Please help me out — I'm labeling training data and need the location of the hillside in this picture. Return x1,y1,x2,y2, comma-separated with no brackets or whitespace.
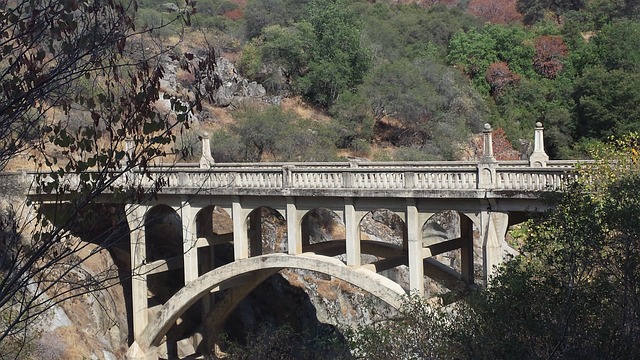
128,0,640,164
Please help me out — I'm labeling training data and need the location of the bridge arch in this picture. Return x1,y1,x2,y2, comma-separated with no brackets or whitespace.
131,254,405,356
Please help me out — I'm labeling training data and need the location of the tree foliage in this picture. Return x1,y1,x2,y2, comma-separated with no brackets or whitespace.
239,0,370,107
533,35,568,78
517,0,587,24
212,105,338,162
467,0,522,24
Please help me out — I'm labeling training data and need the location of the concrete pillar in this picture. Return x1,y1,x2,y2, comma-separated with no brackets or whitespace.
478,123,497,189
232,196,248,260
406,199,424,297
286,197,302,255
199,132,215,169
529,122,549,167
181,201,198,283
481,211,509,284
344,198,360,266
126,204,149,340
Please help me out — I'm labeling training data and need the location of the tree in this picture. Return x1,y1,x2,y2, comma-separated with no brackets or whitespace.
573,67,640,140
329,91,375,152
486,62,521,98
447,29,498,92
244,0,310,39
299,0,371,107
223,105,338,162
592,20,640,73
361,56,486,159
0,1,219,357
239,0,369,107
467,0,523,24
238,22,315,94
516,0,586,24
533,35,568,79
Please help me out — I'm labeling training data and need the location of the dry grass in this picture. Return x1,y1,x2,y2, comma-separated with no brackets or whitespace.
281,97,332,123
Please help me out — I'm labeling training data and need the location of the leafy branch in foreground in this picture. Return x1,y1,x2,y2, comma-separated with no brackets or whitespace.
0,0,221,358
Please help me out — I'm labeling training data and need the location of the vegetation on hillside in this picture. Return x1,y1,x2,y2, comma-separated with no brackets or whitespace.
136,0,640,161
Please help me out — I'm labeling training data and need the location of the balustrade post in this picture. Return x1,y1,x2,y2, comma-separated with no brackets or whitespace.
124,137,135,168
477,123,497,189
282,165,293,188
344,171,354,188
405,171,415,189
200,132,215,169
529,122,549,167
178,172,187,187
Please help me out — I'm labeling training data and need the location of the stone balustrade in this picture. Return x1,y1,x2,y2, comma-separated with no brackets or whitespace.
17,123,584,198
21,159,579,199
145,160,576,192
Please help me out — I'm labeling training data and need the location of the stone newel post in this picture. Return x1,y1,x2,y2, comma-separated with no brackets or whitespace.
122,137,135,168
529,122,549,167
478,123,497,189
200,132,215,169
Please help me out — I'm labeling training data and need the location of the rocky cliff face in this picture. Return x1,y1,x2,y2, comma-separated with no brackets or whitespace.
0,174,129,360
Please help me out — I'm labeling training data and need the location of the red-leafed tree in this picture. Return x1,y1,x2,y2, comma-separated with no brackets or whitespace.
468,0,523,24
486,62,521,98
533,35,568,79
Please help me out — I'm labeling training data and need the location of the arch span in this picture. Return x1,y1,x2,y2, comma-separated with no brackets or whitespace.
133,254,406,354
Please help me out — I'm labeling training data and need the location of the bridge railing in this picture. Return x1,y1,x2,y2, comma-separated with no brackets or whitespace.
18,160,582,195
18,123,589,195
127,160,579,193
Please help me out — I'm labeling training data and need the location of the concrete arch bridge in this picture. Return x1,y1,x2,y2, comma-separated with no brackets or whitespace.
25,124,581,359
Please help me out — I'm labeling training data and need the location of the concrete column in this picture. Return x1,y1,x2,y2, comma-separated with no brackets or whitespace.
286,197,302,255
344,198,360,266
199,132,215,169
481,211,509,284
406,199,424,297
529,122,549,167
126,204,149,340
232,196,248,260
181,201,198,283
478,123,497,189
